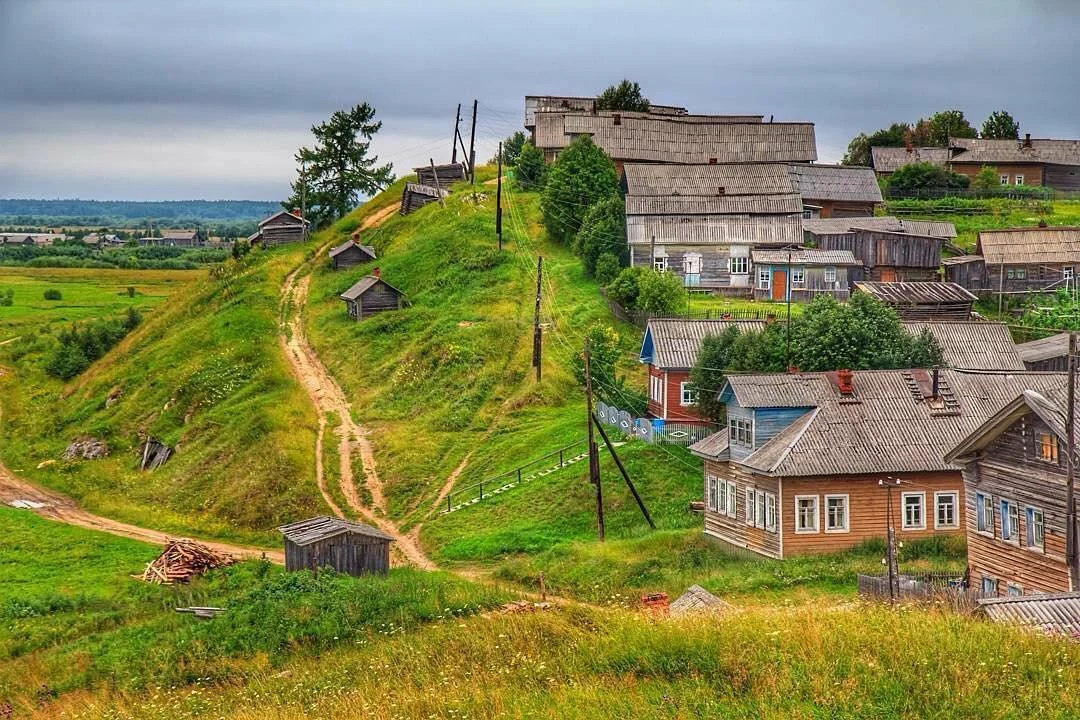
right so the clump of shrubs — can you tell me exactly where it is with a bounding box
[43,289,62,301]
[0,288,13,307]
[606,266,685,316]
[45,307,142,379]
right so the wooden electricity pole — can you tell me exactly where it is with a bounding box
[592,415,655,529]
[532,257,543,382]
[451,103,461,163]
[880,477,901,603]
[496,142,504,251]
[1067,332,1079,590]
[468,99,478,184]
[584,337,604,540]
[428,159,445,208]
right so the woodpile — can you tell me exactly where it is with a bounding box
[63,437,109,461]
[137,538,234,584]
[140,438,172,470]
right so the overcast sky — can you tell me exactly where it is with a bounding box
[1,0,1077,201]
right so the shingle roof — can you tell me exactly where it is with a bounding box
[802,216,957,239]
[717,369,1066,476]
[787,164,883,203]
[277,516,395,545]
[854,281,976,305]
[688,431,730,460]
[329,240,376,259]
[535,112,817,164]
[978,592,1080,637]
[627,214,804,246]
[623,163,795,196]
[751,248,859,266]
[626,194,803,216]
[523,96,692,127]
[976,227,1080,265]
[339,275,404,301]
[403,182,449,199]
[1016,332,1070,364]
[950,137,1080,166]
[161,230,197,240]
[259,210,309,227]
[640,318,767,369]
[870,146,950,172]
[900,321,1025,371]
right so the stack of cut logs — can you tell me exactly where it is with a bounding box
[137,538,234,584]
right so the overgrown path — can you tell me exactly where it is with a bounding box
[279,206,435,570]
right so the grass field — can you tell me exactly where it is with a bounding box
[886,198,1080,251]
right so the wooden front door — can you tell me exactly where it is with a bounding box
[771,269,787,301]
[880,268,897,283]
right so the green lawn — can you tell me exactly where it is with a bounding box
[886,198,1080,251]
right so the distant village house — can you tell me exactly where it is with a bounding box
[944,226,1080,296]
[787,164,882,219]
[248,210,309,246]
[339,269,406,320]
[329,237,377,269]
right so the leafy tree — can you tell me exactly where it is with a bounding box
[283,103,395,228]
[606,266,646,309]
[843,123,910,166]
[982,110,1020,140]
[972,165,1000,191]
[492,131,528,166]
[636,269,685,315]
[594,253,621,285]
[575,194,627,277]
[570,324,644,411]
[595,80,650,112]
[515,142,546,190]
[689,326,741,423]
[926,109,977,146]
[540,136,618,243]
[886,162,970,193]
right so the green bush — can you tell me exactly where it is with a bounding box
[887,162,969,192]
[44,310,142,379]
[594,253,621,285]
[540,136,618,243]
[606,267,683,315]
[575,194,626,277]
[515,142,546,190]
[0,288,12,307]
[43,289,62,300]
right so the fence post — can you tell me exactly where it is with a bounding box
[479,483,483,501]
[517,468,522,484]
[559,449,564,467]
[447,494,451,512]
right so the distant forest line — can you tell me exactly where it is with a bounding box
[0,199,282,229]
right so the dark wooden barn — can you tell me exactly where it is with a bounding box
[248,210,310,246]
[414,162,467,187]
[339,270,405,320]
[853,281,976,320]
[329,239,377,269]
[400,182,449,215]
[278,516,394,576]
[809,227,942,282]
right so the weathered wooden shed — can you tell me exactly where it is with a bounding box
[1016,332,1070,371]
[853,281,975,320]
[248,210,309,246]
[414,162,467,187]
[810,227,942,282]
[972,226,1080,296]
[339,271,405,320]
[329,239,377,269]
[278,516,393,576]
[400,182,449,215]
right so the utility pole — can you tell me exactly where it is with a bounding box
[496,141,504,251]
[300,158,307,241]
[428,159,445,208]
[532,257,543,382]
[880,477,901,603]
[584,337,604,540]
[1067,332,1079,589]
[785,246,793,370]
[592,414,655,529]
[451,103,461,163]
[649,234,656,270]
[468,98,478,185]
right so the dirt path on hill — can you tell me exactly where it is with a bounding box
[361,203,399,230]
[0,462,284,563]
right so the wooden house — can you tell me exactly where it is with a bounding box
[534,112,814,169]
[870,146,950,179]
[400,182,448,215]
[787,164,882,218]
[853,281,975,320]
[329,239,376,269]
[339,270,405,320]
[524,95,689,131]
[944,388,1075,595]
[947,227,1080,296]
[806,226,943,282]
[803,216,957,241]
[623,163,804,290]
[414,162,466,187]
[248,210,309,246]
[899,321,1025,371]
[689,369,1064,560]
[947,135,1080,191]
[161,230,200,246]
[638,318,765,424]
[278,516,393,576]
[1016,332,1070,371]
[750,248,860,301]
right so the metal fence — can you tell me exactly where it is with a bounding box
[596,401,717,447]
[857,572,992,612]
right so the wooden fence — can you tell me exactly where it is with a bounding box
[857,572,993,612]
[596,401,718,447]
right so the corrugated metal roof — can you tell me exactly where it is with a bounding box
[623,163,794,196]
[901,321,1025,371]
[976,227,1080,265]
[642,318,766,369]
[627,214,804,245]
[722,369,1067,476]
[788,164,883,203]
[855,281,976,304]
[979,592,1080,637]
[626,194,804,216]
[278,516,395,545]
[688,431,730,460]
[870,146,950,172]
[950,137,1080,165]
[339,275,404,301]
[751,248,859,266]
[1016,332,1070,364]
[536,112,817,164]
[803,216,957,239]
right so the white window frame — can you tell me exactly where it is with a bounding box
[765,492,777,532]
[934,491,959,530]
[790,267,806,288]
[1000,499,1020,544]
[649,374,663,403]
[976,492,994,536]
[756,266,771,290]
[981,576,998,595]
[728,256,749,275]
[901,492,925,531]
[706,475,719,513]
[679,382,695,406]
[725,480,737,519]
[795,495,819,534]
[729,417,752,447]
[745,487,756,526]
[1065,267,1075,283]
[1026,507,1045,552]
[824,494,849,533]
[1007,583,1023,597]
[1014,174,1024,186]
[823,265,837,285]
[999,174,1009,185]
[652,250,668,273]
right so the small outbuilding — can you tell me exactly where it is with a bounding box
[400,182,449,215]
[248,209,310,246]
[278,516,393,576]
[339,270,406,320]
[329,238,377,269]
[853,281,976,320]
[1016,332,1070,371]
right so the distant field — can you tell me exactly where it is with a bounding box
[886,199,1080,251]
[0,267,202,339]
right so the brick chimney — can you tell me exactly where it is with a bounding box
[372,267,381,278]
[1023,133,1032,148]
[708,157,718,164]
[291,207,303,218]
[837,369,854,394]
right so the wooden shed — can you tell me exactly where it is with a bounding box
[414,162,467,187]
[248,210,309,246]
[809,227,942,282]
[1016,332,1070,371]
[339,271,405,320]
[278,516,393,576]
[400,182,449,215]
[972,226,1080,296]
[853,281,975,320]
[329,239,376,269]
